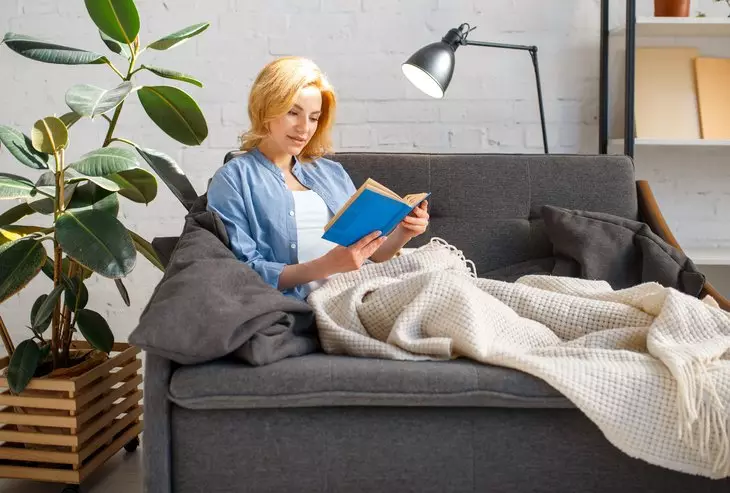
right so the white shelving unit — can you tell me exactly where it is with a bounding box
[611,16,730,37]
[607,15,730,266]
[610,138,730,147]
[686,248,730,266]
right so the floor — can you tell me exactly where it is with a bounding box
[0,440,143,493]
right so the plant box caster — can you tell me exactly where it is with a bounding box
[0,342,143,487]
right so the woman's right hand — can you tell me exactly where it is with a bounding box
[318,230,388,275]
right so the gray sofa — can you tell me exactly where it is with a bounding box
[143,152,730,493]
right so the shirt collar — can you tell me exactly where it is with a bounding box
[251,147,304,181]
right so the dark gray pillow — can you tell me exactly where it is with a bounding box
[541,205,705,296]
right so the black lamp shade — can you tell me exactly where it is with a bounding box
[401,41,456,99]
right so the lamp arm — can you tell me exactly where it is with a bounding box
[462,40,549,153]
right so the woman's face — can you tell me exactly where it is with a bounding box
[266,85,322,156]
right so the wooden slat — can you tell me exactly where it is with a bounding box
[0,445,78,465]
[0,392,75,411]
[79,421,142,481]
[72,341,132,353]
[71,348,140,391]
[77,376,141,424]
[0,410,76,428]
[79,406,142,461]
[0,375,74,392]
[0,427,76,447]
[77,403,143,446]
[0,464,79,483]
[0,356,8,369]
[76,387,142,428]
[75,363,142,409]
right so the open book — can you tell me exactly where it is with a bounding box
[322,178,430,247]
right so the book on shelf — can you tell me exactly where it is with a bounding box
[322,178,430,247]
[635,47,701,140]
[695,56,730,139]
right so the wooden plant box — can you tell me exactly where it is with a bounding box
[0,342,143,486]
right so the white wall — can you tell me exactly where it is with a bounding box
[0,0,728,352]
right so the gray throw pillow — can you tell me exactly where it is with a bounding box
[541,205,706,297]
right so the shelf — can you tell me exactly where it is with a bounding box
[611,17,730,37]
[610,138,730,147]
[686,248,730,266]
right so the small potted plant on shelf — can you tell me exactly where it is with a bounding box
[655,0,691,17]
[0,1,207,491]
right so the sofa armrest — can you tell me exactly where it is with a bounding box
[637,180,730,312]
[143,352,174,493]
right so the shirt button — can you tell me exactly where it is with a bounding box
[290,243,296,249]
[289,210,295,216]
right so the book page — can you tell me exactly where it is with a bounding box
[364,178,402,201]
[404,192,429,206]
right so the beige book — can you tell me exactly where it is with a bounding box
[695,57,730,140]
[635,47,700,140]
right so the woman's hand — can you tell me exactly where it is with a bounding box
[396,200,429,239]
[317,230,388,276]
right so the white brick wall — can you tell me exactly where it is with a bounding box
[0,0,728,351]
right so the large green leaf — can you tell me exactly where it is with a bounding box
[136,147,197,209]
[0,202,35,226]
[32,284,64,332]
[2,33,108,65]
[31,117,68,153]
[68,147,139,176]
[146,23,210,51]
[65,277,89,311]
[140,65,203,88]
[65,81,133,118]
[65,168,121,192]
[56,209,136,278]
[0,125,49,170]
[108,168,156,204]
[76,309,114,353]
[84,0,140,45]
[67,182,119,216]
[7,340,41,393]
[31,294,52,333]
[137,86,208,146]
[59,112,82,129]
[0,173,34,200]
[0,238,46,303]
[114,278,130,306]
[99,30,131,58]
[128,229,164,271]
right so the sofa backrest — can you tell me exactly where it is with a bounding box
[221,151,637,275]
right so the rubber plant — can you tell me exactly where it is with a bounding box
[0,0,208,393]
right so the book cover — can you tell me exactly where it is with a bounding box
[322,178,429,247]
[635,47,700,140]
[695,57,730,139]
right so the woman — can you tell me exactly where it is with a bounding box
[207,56,429,301]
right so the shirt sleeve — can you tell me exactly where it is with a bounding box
[206,169,287,290]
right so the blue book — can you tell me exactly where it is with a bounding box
[322,178,430,247]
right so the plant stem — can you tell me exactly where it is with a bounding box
[61,261,80,364]
[109,137,137,147]
[50,150,66,368]
[106,60,125,79]
[103,40,139,148]
[0,314,14,357]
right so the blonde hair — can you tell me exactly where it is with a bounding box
[240,56,336,162]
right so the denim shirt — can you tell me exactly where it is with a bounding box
[206,147,357,301]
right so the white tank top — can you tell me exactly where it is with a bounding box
[292,190,338,294]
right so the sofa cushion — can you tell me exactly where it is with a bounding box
[337,153,638,275]
[168,353,571,410]
[541,205,706,295]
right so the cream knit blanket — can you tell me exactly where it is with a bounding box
[307,238,730,479]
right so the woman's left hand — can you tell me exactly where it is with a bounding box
[397,200,429,239]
